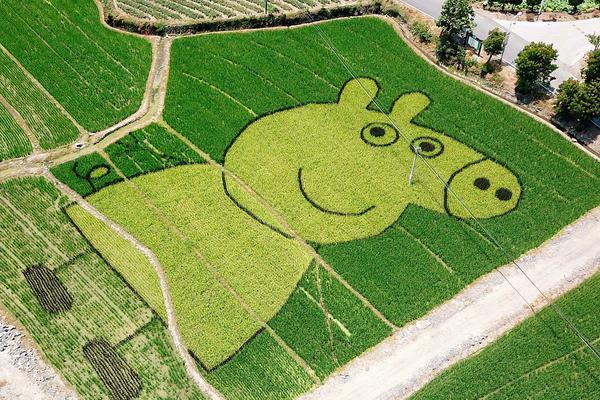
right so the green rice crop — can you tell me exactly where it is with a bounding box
[412,271,600,399]
[0,104,31,161]
[0,0,152,132]
[0,48,79,149]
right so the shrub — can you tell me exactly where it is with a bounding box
[555,78,600,126]
[483,28,507,66]
[583,49,600,84]
[515,42,558,93]
[410,21,433,44]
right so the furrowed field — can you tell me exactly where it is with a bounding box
[1,3,600,400]
[412,271,600,399]
[107,0,355,22]
[0,0,152,133]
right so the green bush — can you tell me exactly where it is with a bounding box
[410,21,433,44]
[515,42,558,93]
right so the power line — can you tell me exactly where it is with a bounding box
[301,10,600,361]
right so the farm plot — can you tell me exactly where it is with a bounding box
[0,177,205,400]
[412,271,600,399]
[109,0,357,22]
[0,46,79,150]
[0,104,31,161]
[43,15,600,400]
[0,0,152,132]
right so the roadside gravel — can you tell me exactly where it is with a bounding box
[0,315,77,400]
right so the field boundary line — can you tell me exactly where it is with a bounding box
[248,39,338,90]
[159,119,398,331]
[43,170,225,400]
[97,150,321,384]
[299,286,352,338]
[181,72,258,117]
[0,94,41,152]
[203,48,300,104]
[300,205,600,400]
[45,1,136,78]
[0,44,86,137]
[394,225,455,275]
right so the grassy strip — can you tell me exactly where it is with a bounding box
[0,0,152,132]
[0,103,31,161]
[411,271,600,399]
[0,48,79,149]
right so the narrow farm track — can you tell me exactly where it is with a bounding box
[43,171,225,400]
[301,206,600,400]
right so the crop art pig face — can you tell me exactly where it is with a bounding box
[224,78,521,244]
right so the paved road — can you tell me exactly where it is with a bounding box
[400,0,599,88]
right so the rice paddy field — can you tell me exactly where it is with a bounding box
[1,1,600,400]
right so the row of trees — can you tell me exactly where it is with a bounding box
[436,0,559,94]
[435,0,598,127]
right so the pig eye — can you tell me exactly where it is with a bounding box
[361,123,399,147]
[410,136,444,158]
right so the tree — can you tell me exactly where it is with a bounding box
[587,33,600,51]
[436,35,467,67]
[583,49,600,84]
[555,79,600,126]
[436,0,474,36]
[555,78,582,118]
[515,42,558,93]
[568,0,584,13]
[436,0,473,67]
[483,28,506,65]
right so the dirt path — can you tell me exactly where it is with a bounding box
[44,171,224,400]
[301,206,600,400]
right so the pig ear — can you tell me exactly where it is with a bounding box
[390,92,430,122]
[338,78,379,109]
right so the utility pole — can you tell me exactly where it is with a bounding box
[265,0,268,15]
[408,146,420,185]
[499,12,522,64]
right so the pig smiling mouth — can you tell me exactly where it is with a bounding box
[298,168,375,217]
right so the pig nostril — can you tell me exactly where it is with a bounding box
[495,188,512,201]
[473,177,490,190]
